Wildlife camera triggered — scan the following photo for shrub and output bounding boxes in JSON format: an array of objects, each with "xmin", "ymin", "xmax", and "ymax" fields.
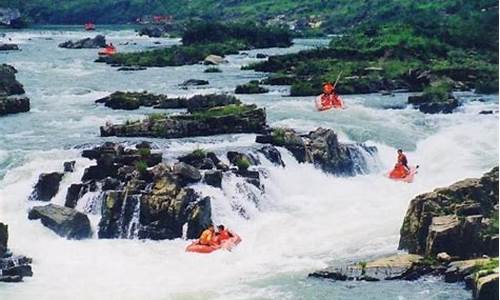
[
  {"xmin": 137, "ymin": 147, "xmax": 151, "ymax": 158},
  {"xmin": 271, "ymin": 128, "xmax": 286, "ymax": 145},
  {"xmin": 236, "ymin": 156, "xmax": 250, "ymax": 170},
  {"xmin": 135, "ymin": 160, "xmax": 148, "ymax": 174},
  {"xmin": 192, "ymin": 148, "xmax": 207, "ymax": 158}
]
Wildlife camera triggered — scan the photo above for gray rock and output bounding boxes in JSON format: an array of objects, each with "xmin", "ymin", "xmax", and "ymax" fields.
[
  {"xmin": 203, "ymin": 170, "xmax": 222, "ymax": 188},
  {"xmin": 29, "ymin": 172, "xmax": 64, "ymax": 201},
  {"xmin": 63, "ymin": 160, "xmax": 76, "ymax": 172},
  {"xmin": 173, "ymin": 162, "xmax": 202, "ymax": 184},
  {"xmin": 0, "ymin": 43, "xmax": 19, "ymax": 51},
  {"xmin": 58, "ymin": 35, "xmax": 106, "ymax": 49},
  {"xmin": 28, "ymin": 204, "xmax": 92, "ymax": 239}
]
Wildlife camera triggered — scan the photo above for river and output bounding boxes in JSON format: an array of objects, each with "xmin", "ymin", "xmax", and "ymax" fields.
[{"xmin": 0, "ymin": 26, "xmax": 498, "ymax": 300}]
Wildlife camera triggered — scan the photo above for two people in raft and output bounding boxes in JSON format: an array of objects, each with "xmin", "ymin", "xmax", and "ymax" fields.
[{"xmin": 197, "ymin": 224, "xmax": 234, "ymax": 247}]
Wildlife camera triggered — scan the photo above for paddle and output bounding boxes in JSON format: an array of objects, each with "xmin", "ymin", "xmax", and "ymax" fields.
[{"xmin": 332, "ymin": 71, "xmax": 343, "ymax": 89}]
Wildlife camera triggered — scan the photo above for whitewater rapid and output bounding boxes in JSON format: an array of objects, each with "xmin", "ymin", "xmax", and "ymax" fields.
[{"xmin": 0, "ymin": 27, "xmax": 497, "ymax": 300}]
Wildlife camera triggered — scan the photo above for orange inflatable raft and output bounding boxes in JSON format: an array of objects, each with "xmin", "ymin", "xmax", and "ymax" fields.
[
  {"xmin": 98, "ymin": 46, "xmax": 117, "ymax": 56},
  {"xmin": 315, "ymin": 93, "xmax": 344, "ymax": 111},
  {"xmin": 186, "ymin": 234, "xmax": 242, "ymax": 254},
  {"xmin": 389, "ymin": 165, "xmax": 418, "ymax": 183}
]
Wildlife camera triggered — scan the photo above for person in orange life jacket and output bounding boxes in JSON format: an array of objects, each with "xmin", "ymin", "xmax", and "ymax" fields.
[
  {"xmin": 397, "ymin": 149, "xmax": 410, "ymax": 174},
  {"xmin": 198, "ymin": 224, "xmax": 217, "ymax": 246},
  {"xmin": 321, "ymin": 82, "xmax": 343, "ymax": 108},
  {"xmin": 216, "ymin": 225, "xmax": 233, "ymax": 242}
]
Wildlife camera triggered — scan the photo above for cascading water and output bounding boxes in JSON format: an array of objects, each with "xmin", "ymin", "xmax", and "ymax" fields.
[{"xmin": 0, "ymin": 27, "xmax": 497, "ymax": 300}]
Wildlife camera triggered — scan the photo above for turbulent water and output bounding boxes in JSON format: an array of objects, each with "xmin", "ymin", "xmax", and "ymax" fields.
[{"xmin": 0, "ymin": 26, "xmax": 498, "ymax": 300}]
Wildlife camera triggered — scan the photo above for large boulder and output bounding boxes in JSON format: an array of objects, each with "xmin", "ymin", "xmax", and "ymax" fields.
[
  {"xmin": 256, "ymin": 127, "xmax": 377, "ymax": 176},
  {"xmin": 235, "ymin": 81, "xmax": 269, "ymax": 94},
  {"xmin": 399, "ymin": 167, "xmax": 499, "ymax": 258},
  {"xmin": 309, "ymin": 254, "xmax": 425, "ymax": 282},
  {"xmin": 186, "ymin": 196, "xmax": 212, "ymax": 239},
  {"xmin": 58, "ymin": 35, "xmax": 106, "ymax": 49},
  {"xmin": 204, "ymin": 54, "xmax": 227, "ymax": 65},
  {"xmin": 101, "ymin": 104, "xmax": 267, "ymax": 139},
  {"xmin": 0, "ymin": 64, "xmax": 30, "ymax": 116},
  {"xmin": 474, "ymin": 273, "xmax": 499, "ymax": 300},
  {"xmin": 95, "ymin": 91, "xmax": 168, "ymax": 110},
  {"xmin": 0, "ymin": 43, "xmax": 19, "ymax": 51},
  {"xmin": 0, "ymin": 96, "xmax": 29, "ymax": 115},
  {"xmin": 0, "ymin": 64, "xmax": 25, "ymax": 96},
  {"xmin": 29, "ymin": 172, "xmax": 64, "ymax": 201},
  {"xmin": 172, "ymin": 162, "xmax": 202, "ymax": 184},
  {"xmin": 28, "ymin": 204, "xmax": 92, "ymax": 239}
]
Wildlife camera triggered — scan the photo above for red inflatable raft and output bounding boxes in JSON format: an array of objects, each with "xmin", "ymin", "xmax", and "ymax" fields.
[
  {"xmin": 315, "ymin": 93, "xmax": 344, "ymax": 111},
  {"xmin": 186, "ymin": 234, "xmax": 242, "ymax": 254},
  {"xmin": 389, "ymin": 165, "xmax": 418, "ymax": 183}
]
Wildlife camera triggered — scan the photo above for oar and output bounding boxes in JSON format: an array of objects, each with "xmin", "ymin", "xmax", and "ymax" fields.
[{"xmin": 332, "ymin": 71, "xmax": 343, "ymax": 89}]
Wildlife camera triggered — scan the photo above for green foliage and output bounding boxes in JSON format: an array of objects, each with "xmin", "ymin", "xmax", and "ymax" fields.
[
  {"xmin": 271, "ymin": 128, "xmax": 286, "ymax": 145},
  {"xmin": 107, "ymin": 42, "xmax": 241, "ymax": 67},
  {"xmin": 290, "ymin": 81, "xmax": 321, "ymax": 96},
  {"xmin": 135, "ymin": 160, "xmax": 148, "ymax": 174},
  {"xmin": 236, "ymin": 156, "xmax": 251, "ymax": 171},
  {"xmin": 191, "ymin": 148, "xmax": 207, "ymax": 158},
  {"xmin": 484, "ymin": 213, "xmax": 499, "ymax": 236},
  {"xmin": 191, "ymin": 104, "xmax": 254, "ymax": 120},
  {"xmin": 148, "ymin": 112, "xmax": 167, "ymax": 121},
  {"xmin": 182, "ymin": 21, "xmax": 292, "ymax": 48},
  {"xmin": 421, "ymin": 80, "xmax": 453, "ymax": 102},
  {"xmin": 137, "ymin": 147, "xmax": 151, "ymax": 158}
]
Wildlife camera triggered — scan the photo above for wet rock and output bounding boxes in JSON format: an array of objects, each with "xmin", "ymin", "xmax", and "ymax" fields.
[
  {"xmin": 64, "ymin": 183, "xmax": 88, "ymax": 208},
  {"xmin": 257, "ymin": 127, "xmax": 377, "ymax": 176},
  {"xmin": 58, "ymin": 35, "xmax": 106, "ymax": 49},
  {"xmin": 180, "ymin": 79, "xmax": 209, "ymax": 86},
  {"xmin": 101, "ymin": 104, "xmax": 267, "ymax": 139},
  {"xmin": 186, "ymin": 196, "xmax": 212, "ymax": 239},
  {"xmin": 28, "ymin": 204, "xmax": 92, "ymax": 239},
  {"xmin": 0, "ymin": 96, "xmax": 29, "ymax": 116},
  {"xmin": 234, "ymin": 169, "xmax": 261, "ymax": 188},
  {"xmin": 408, "ymin": 80, "xmax": 460, "ymax": 114},
  {"xmin": 399, "ymin": 167, "xmax": 499, "ymax": 258},
  {"xmin": 29, "ymin": 172, "xmax": 64, "ymax": 201},
  {"xmin": 227, "ymin": 151, "xmax": 258, "ymax": 168},
  {"xmin": 0, "ymin": 64, "xmax": 25, "ymax": 96},
  {"xmin": 102, "ymin": 177, "xmax": 121, "ymax": 191},
  {"xmin": 95, "ymin": 91, "xmax": 169, "ymax": 110},
  {"xmin": 63, "ymin": 160, "xmax": 76, "ymax": 172},
  {"xmin": 0, "ymin": 43, "xmax": 19, "ymax": 51},
  {"xmin": 204, "ymin": 54, "xmax": 227, "ymax": 65},
  {"xmin": 117, "ymin": 66, "xmax": 147, "ymax": 71},
  {"xmin": 203, "ymin": 170, "xmax": 222, "ymax": 188},
  {"xmin": 0, "ymin": 64, "xmax": 30, "ymax": 116},
  {"xmin": 138, "ymin": 26, "xmax": 169, "ymax": 38},
  {"xmin": 309, "ymin": 254, "xmax": 425, "ymax": 281},
  {"xmin": 474, "ymin": 273, "xmax": 499, "ymax": 300},
  {"xmin": 235, "ymin": 81, "xmax": 269, "ymax": 94},
  {"xmin": 0, "ymin": 223, "xmax": 7, "ymax": 256},
  {"xmin": 172, "ymin": 162, "xmax": 202, "ymax": 184},
  {"xmin": 256, "ymin": 53, "xmax": 267, "ymax": 59},
  {"xmin": 258, "ymin": 145, "xmax": 285, "ymax": 167},
  {"xmin": 183, "ymin": 94, "xmax": 241, "ymax": 113}
]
